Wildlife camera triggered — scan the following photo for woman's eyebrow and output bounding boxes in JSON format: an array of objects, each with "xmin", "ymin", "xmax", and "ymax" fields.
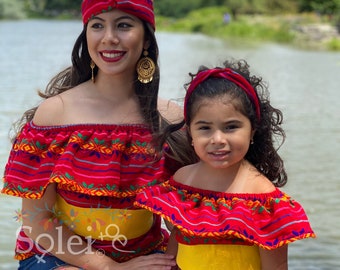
[{"xmin": 90, "ymin": 15, "xmax": 136, "ymax": 23}]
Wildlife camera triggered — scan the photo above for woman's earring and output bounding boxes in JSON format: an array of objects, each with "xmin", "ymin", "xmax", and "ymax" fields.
[
  {"xmin": 90, "ymin": 60, "xmax": 96, "ymax": 83},
  {"xmin": 250, "ymin": 139, "xmax": 254, "ymax": 145},
  {"xmin": 136, "ymin": 49, "xmax": 155, "ymax": 84}
]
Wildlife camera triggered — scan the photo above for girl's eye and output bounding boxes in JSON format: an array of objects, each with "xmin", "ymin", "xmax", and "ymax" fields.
[
  {"xmin": 225, "ymin": 124, "xmax": 239, "ymax": 131},
  {"xmin": 198, "ymin": 126, "xmax": 210, "ymax": 131}
]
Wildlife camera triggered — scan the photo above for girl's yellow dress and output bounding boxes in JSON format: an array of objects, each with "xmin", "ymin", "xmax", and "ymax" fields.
[{"xmin": 135, "ymin": 178, "xmax": 315, "ymax": 269}]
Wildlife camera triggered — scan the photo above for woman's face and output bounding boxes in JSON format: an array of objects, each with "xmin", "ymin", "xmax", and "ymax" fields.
[{"xmin": 86, "ymin": 9, "xmax": 147, "ymax": 79}]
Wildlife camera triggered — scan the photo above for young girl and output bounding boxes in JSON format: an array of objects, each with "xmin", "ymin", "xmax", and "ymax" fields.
[
  {"xmin": 1, "ymin": 1, "xmax": 193, "ymax": 269},
  {"xmin": 135, "ymin": 59, "xmax": 315, "ymax": 269}
]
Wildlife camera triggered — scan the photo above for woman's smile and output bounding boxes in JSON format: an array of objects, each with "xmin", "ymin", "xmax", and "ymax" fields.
[{"xmin": 100, "ymin": 50, "xmax": 125, "ymax": 62}]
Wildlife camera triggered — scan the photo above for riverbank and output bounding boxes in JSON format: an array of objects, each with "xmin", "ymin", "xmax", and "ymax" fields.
[
  {"xmin": 156, "ymin": 8, "xmax": 340, "ymax": 51},
  {"xmin": 2, "ymin": 5, "xmax": 339, "ymax": 51}
]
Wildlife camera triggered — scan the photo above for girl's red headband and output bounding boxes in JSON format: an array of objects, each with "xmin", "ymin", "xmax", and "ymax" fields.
[
  {"xmin": 184, "ymin": 68, "xmax": 261, "ymax": 121},
  {"xmin": 82, "ymin": 0, "xmax": 155, "ymax": 30}
]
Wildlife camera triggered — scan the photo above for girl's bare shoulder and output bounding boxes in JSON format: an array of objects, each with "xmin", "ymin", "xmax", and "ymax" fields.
[
  {"xmin": 248, "ymin": 172, "xmax": 277, "ymax": 193},
  {"xmin": 173, "ymin": 164, "xmax": 197, "ymax": 185}
]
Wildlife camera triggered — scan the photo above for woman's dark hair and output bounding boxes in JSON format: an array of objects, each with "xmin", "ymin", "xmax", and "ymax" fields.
[
  {"xmin": 10, "ymin": 21, "xmax": 194, "ymax": 172},
  {"xmin": 12, "ymin": 22, "xmax": 160, "ymax": 134},
  {"xmin": 158, "ymin": 59, "xmax": 287, "ymax": 187}
]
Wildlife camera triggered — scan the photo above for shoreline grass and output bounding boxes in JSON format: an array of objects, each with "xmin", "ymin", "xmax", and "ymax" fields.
[{"xmin": 156, "ymin": 7, "xmax": 340, "ymax": 51}]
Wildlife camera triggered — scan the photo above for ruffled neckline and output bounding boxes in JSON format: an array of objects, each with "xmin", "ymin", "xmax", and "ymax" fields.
[
  {"xmin": 29, "ymin": 121, "xmax": 151, "ymax": 131},
  {"xmin": 168, "ymin": 177, "xmax": 282, "ymax": 202},
  {"xmin": 135, "ymin": 179, "xmax": 315, "ymax": 249},
  {"xmin": 3, "ymin": 121, "xmax": 168, "ymax": 199}
]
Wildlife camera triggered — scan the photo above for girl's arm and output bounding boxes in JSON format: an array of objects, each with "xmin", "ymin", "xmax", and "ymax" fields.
[
  {"xmin": 165, "ymin": 227, "xmax": 180, "ymax": 270},
  {"xmin": 165, "ymin": 227, "xmax": 178, "ymax": 257},
  {"xmin": 259, "ymin": 245, "xmax": 288, "ymax": 270},
  {"xmin": 22, "ymin": 184, "xmax": 175, "ymax": 270}
]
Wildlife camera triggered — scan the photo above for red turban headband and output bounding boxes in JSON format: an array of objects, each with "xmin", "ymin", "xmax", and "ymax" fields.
[
  {"xmin": 82, "ymin": 0, "xmax": 155, "ymax": 30},
  {"xmin": 184, "ymin": 68, "xmax": 261, "ymax": 121}
]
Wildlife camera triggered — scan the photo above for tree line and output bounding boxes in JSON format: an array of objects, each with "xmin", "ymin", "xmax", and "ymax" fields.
[
  {"xmin": 1, "ymin": 0, "xmax": 339, "ymax": 20},
  {"xmin": 155, "ymin": 0, "xmax": 340, "ymax": 19}
]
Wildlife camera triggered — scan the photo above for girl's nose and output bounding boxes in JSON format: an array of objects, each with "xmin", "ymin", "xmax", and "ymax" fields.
[{"xmin": 211, "ymin": 130, "xmax": 226, "ymax": 144}]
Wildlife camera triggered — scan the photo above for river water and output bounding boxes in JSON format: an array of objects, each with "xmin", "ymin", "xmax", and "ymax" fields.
[{"xmin": 0, "ymin": 20, "xmax": 339, "ymax": 269}]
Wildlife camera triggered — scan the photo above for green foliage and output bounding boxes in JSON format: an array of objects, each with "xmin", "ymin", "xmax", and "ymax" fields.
[
  {"xmin": 1, "ymin": 0, "xmax": 339, "ymax": 20},
  {"xmin": 158, "ymin": 7, "xmax": 295, "ymax": 44},
  {"xmin": 155, "ymin": 0, "xmax": 299, "ymax": 18},
  {"xmin": 159, "ymin": 7, "xmax": 228, "ymax": 32},
  {"xmin": 45, "ymin": 0, "xmax": 80, "ymax": 12},
  {"xmin": 298, "ymin": 0, "xmax": 340, "ymax": 15},
  {"xmin": 327, "ymin": 38, "xmax": 340, "ymax": 50},
  {"xmin": 23, "ymin": 0, "xmax": 81, "ymax": 18},
  {"xmin": 154, "ymin": 0, "xmax": 204, "ymax": 18},
  {"xmin": 0, "ymin": 0, "xmax": 25, "ymax": 19},
  {"xmin": 263, "ymin": 0, "xmax": 298, "ymax": 13}
]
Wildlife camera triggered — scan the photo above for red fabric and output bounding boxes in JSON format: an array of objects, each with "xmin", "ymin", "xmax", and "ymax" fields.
[
  {"xmin": 135, "ymin": 178, "xmax": 316, "ymax": 250},
  {"xmin": 2, "ymin": 122, "xmax": 168, "ymax": 199},
  {"xmin": 2, "ymin": 122, "xmax": 171, "ymax": 261},
  {"xmin": 82, "ymin": 0, "xmax": 155, "ymax": 30},
  {"xmin": 184, "ymin": 68, "xmax": 261, "ymax": 121}
]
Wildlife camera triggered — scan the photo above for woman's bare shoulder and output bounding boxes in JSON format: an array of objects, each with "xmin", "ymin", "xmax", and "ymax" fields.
[
  {"xmin": 32, "ymin": 95, "xmax": 65, "ymax": 126},
  {"xmin": 33, "ymin": 84, "xmax": 87, "ymax": 126},
  {"xmin": 158, "ymin": 98, "xmax": 184, "ymax": 124}
]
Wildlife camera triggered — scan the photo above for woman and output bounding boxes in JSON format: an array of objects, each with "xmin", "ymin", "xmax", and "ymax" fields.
[{"xmin": 1, "ymin": 1, "xmax": 193, "ymax": 269}]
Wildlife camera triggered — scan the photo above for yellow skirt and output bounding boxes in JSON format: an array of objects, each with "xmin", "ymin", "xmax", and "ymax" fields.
[
  {"xmin": 177, "ymin": 243, "xmax": 261, "ymax": 270},
  {"xmin": 55, "ymin": 195, "xmax": 153, "ymax": 240}
]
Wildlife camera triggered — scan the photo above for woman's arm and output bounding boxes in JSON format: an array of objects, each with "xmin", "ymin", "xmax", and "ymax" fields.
[
  {"xmin": 22, "ymin": 183, "xmax": 118, "ymax": 269},
  {"xmin": 22, "ymin": 184, "xmax": 176, "ymax": 270},
  {"xmin": 158, "ymin": 98, "xmax": 183, "ymax": 124},
  {"xmin": 259, "ymin": 245, "xmax": 288, "ymax": 270}
]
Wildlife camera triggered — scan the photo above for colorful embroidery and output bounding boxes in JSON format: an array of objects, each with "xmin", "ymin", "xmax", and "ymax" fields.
[
  {"xmin": 135, "ymin": 178, "xmax": 316, "ymax": 250},
  {"xmin": 2, "ymin": 122, "xmax": 167, "ymax": 199},
  {"xmin": 1, "ymin": 122, "xmax": 170, "ymax": 262}
]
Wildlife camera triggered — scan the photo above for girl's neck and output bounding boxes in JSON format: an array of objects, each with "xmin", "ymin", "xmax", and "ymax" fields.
[{"xmin": 189, "ymin": 160, "xmax": 253, "ymax": 193}]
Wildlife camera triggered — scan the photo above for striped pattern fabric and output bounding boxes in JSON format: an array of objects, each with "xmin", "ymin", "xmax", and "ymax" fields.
[
  {"xmin": 135, "ymin": 178, "xmax": 316, "ymax": 250},
  {"xmin": 1, "ymin": 121, "xmax": 170, "ymax": 261},
  {"xmin": 2, "ymin": 121, "xmax": 167, "ymax": 199}
]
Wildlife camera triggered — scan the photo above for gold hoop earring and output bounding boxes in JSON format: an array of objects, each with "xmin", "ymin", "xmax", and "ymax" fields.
[
  {"xmin": 90, "ymin": 60, "xmax": 96, "ymax": 83},
  {"xmin": 136, "ymin": 50, "xmax": 155, "ymax": 84}
]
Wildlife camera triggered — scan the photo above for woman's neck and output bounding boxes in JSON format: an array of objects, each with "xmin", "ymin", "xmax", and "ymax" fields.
[{"xmin": 93, "ymin": 71, "xmax": 136, "ymax": 102}]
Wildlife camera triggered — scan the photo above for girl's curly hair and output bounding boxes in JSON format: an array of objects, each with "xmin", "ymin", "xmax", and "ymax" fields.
[{"xmin": 157, "ymin": 59, "xmax": 287, "ymax": 187}]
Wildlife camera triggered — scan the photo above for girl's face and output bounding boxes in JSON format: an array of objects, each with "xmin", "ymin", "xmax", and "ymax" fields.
[
  {"xmin": 86, "ymin": 9, "xmax": 147, "ymax": 79},
  {"xmin": 189, "ymin": 96, "xmax": 254, "ymax": 169}
]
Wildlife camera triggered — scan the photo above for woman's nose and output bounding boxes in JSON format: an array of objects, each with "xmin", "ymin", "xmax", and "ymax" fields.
[{"xmin": 102, "ymin": 29, "xmax": 119, "ymax": 44}]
